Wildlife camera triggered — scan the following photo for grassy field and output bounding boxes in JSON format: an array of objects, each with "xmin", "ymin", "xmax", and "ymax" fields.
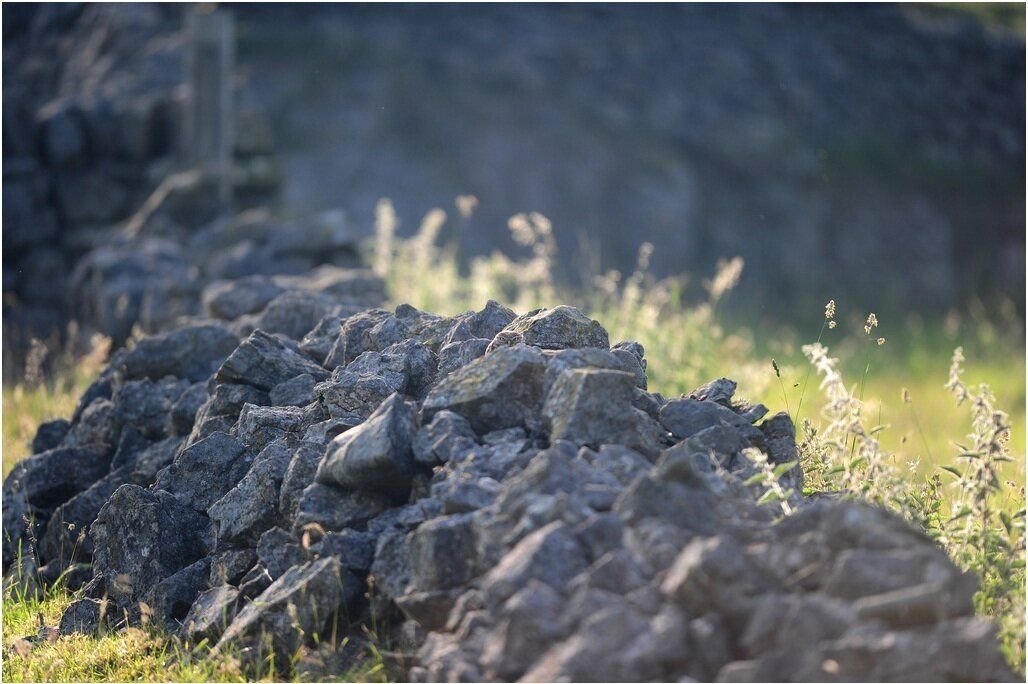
[{"xmin": 2, "ymin": 202, "xmax": 1024, "ymax": 679}]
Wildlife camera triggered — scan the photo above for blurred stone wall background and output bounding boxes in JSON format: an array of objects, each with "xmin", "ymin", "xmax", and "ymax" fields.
[
  {"xmin": 3, "ymin": 3, "xmax": 1024, "ymax": 364},
  {"xmin": 233, "ymin": 3, "xmax": 1025, "ymax": 315}
]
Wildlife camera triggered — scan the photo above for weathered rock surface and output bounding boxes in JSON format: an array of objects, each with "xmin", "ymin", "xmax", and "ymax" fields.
[{"xmin": 0, "ymin": 301, "xmax": 1013, "ymax": 682}]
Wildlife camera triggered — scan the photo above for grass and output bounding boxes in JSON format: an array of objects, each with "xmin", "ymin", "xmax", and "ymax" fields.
[{"xmin": 2, "ymin": 199, "xmax": 1025, "ymax": 679}]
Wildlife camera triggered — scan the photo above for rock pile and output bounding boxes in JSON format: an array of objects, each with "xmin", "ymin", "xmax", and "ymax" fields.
[{"xmin": 2, "ymin": 302, "xmax": 1015, "ymax": 682}]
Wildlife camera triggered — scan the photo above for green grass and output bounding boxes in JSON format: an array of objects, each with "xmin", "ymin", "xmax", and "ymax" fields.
[{"xmin": 2, "ymin": 201, "xmax": 1024, "ymax": 678}]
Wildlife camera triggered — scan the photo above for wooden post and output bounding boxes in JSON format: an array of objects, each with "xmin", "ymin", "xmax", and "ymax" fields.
[{"xmin": 184, "ymin": 5, "xmax": 234, "ymax": 212}]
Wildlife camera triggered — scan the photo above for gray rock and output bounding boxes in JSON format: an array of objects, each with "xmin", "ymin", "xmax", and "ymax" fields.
[
  {"xmin": 112, "ymin": 323, "xmax": 239, "ymax": 383},
  {"xmin": 206, "ymin": 383, "xmax": 270, "ymax": 418},
  {"xmin": 487, "ymin": 305, "xmax": 609, "ymax": 352},
  {"xmin": 543, "ymin": 368, "xmax": 666, "ymax": 457},
  {"xmin": 152, "ymin": 432, "xmax": 251, "ymax": 512},
  {"xmin": 182, "ymin": 585, "xmax": 241, "ymax": 643},
  {"xmin": 90, "ymin": 485, "xmax": 214, "ymax": 608},
  {"xmin": 480, "ymin": 580, "xmax": 566, "ymax": 680},
  {"xmin": 324, "ymin": 308, "xmax": 407, "ymax": 369},
  {"xmin": 480, "ymin": 521, "xmax": 589, "ymax": 610},
  {"xmin": 299, "ymin": 312, "xmax": 346, "ymax": 364},
  {"xmin": 216, "ymin": 330, "xmax": 329, "ymax": 391},
  {"xmin": 214, "ymin": 557, "xmax": 352, "ymax": 662},
  {"xmin": 209, "ymin": 548, "xmax": 257, "ymax": 586},
  {"xmin": 168, "ymin": 383, "xmax": 208, "ymax": 437},
  {"xmin": 443, "ymin": 300, "xmax": 517, "ymax": 344},
  {"xmin": 659, "ymin": 398, "xmax": 754, "ymax": 440},
  {"xmin": 521, "ymin": 602, "xmax": 653, "ymax": 682},
  {"xmin": 433, "ymin": 477, "xmax": 501, "ymax": 514},
  {"xmin": 543, "ymin": 346, "xmax": 647, "ymax": 394},
  {"xmin": 257, "ymin": 527, "xmax": 310, "ymax": 580},
  {"xmin": 245, "ymin": 290, "xmax": 337, "ymax": 341},
  {"xmin": 269, "ymin": 374, "xmax": 317, "ymax": 407},
  {"xmin": 58, "ymin": 598, "xmax": 110, "ymax": 636},
  {"xmin": 232, "ymin": 403, "xmax": 304, "ymax": 450},
  {"xmin": 209, "ymin": 438, "xmax": 297, "ymax": 545},
  {"xmin": 128, "ymin": 436, "xmax": 183, "ymax": 482},
  {"xmin": 38, "ymin": 466, "xmax": 133, "ymax": 565},
  {"xmin": 436, "ymin": 338, "xmax": 490, "ymax": 376},
  {"xmin": 369, "ymin": 529, "xmax": 411, "ymax": 602},
  {"xmin": 311, "ymin": 530, "xmax": 376, "ymax": 572},
  {"xmin": 143, "ymin": 557, "xmax": 211, "ymax": 625},
  {"xmin": 422, "ymin": 344, "xmax": 547, "ymax": 433},
  {"xmin": 31, "ymin": 419, "xmax": 69, "ymax": 454},
  {"xmin": 661, "ymin": 536, "xmax": 774, "ymax": 626},
  {"xmin": 62, "ymin": 398, "xmax": 121, "ymax": 450},
  {"xmin": 686, "ymin": 377, "xmax": 738, "ymax": 405},
  {"xmin": 301, "ymin": 416, "xmax": 361, "ymax": 445},
  {"xmin": 412, "ymin": 410, "xmax": 477, "ymax": 467},
  {"xmin": 2, "ymin": 444, "xmax": 113, "ymax": 516},
  {"xmin": 112, "ymin": 378, "xmax": 190, "ymax": 440},
  {"xmin": 316, "ymin": 340, "xmax": 436, "ymax": 418},
  {"xmin": 238, "ymin": 565, "xmax": 274, "ymax": 600},
  {"xmin": 293, "ymin": 483, "xmax": 396, "ymax": 535},
  {"xmin": 202, "ymin": 276, "xmax": 286, "ymax": 321},
  {"xmin": 278, "ymin": 441, "xmax": 328, "ymax": 525},
  {"xmin": 316, "ymin": 394, "xmax": 418, "ymax": 496},
  {"xmin": 408, "ymin": 513, "xmax": 479, "ymax": 592}
]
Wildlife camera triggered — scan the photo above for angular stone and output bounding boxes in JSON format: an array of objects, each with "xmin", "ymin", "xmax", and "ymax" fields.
[
  {"xmin": 480, "ymin": 580, "xmax": 565, "ymax": 680},
  {"xmin": 31, "ymin": 419, "xmax": 69, "ymax": 454},
  {"xmin": 311, "ymin": 530, "xmax": 376, "ymax": 572},
  {"xmin": 481, "ymin": 521, "xmax": 589, "ymax": 609},
  {"xmin": 686, "ymin": 377, "xmax": 737, "ymax": 405},
  {"xmin": 112, "ymin": 378, "xmax": 190, "ymax": 440},
  {"xmin": 542, "ymin": 368, "xmax": 666, "ymax": 457},
  {"xmin": 209, "ymin": 439, "xmax": 297, "ymax": 545},
  {"xmin": 324, "ymin": 308, "xmax": 407, "ymax": 369},
  {"xmin": 202, "ymin": 275, "xmax": 286, "ymax": 321},
  {"xmin": 143, "ymin": 557, "xmax": 211, "ymax": 625},
  {"xmin": 436, "ymin": 338, "xmax": 490, "ymax": 376},
  {"xmin": 90, "ymin": 485, "xmax": 214, "ymax": 608},
  {"xmin": 369, "ymin": 529, "xmax": 411, "ymax": 602},
  {"xmin": 182, "ymin": 585, "xmax": 241, "ymax": 643},
  {"xmin": 522, "ymin": 603, "xmax": 653, "ymax": 682},
  {"xmin": 661, "ymin": 536, "xmax": 774, "ymax": 625},
  {"xmin": 422, "ymin": 344, "xmax": 547, "ymax": 433},
  {"xmin": 412, "ymin": 410, "xmax": 477, "ymax": 467},
  {"xmin": 152, "ymin": 432, "xmax": 251, "ymax": 512},
  {"xmin": 209, "ymin": 548, "xmax": 257, "ymax": 586},
  {"xmin": 168, "ymin": 383, "xmax": 208, "ymax": 437},
  {"xmin": 408, "ymin": 513, "xmax": 478, "ymax": 592},
  {"xmin": 487, "ymin": 305, "xmax": 609, "ymax": 352},
  {"xmin": 299, "ymin": 313, "xmax": 346, "ymax": 365},
  {"xmin": 112, "ymin": 323, "xmax": 239, "ymax": 383},
  {"xmin": 279, "ymin": 442, "xmax": 328, "ymax": 525},
  {"xmin": 214, "ymin": 557, "xmax": 351, "ymax": 662},
  {"xmin": 233, "ymin": 404, "xmax": 304, "ymax": 450},
  {"xmin": 269, "ymin": 374, "xmax": 317, "ymax": 407},
  {"xmin": 246, "ymin": 290, "xmax": 338, "ymax": 341},
  {"xmin": 317, "ymin": 394, "xmax": 418, "ymax": 496},
  {"xmin": 658, "ymin": 398, "xmax": 754, "ymax": 440},
  {"xmin": 216, "ymin": 330, "xmax": 329, "ymax": 391},
  {"xmin": 61, "ymin": 399, "xmax": 121, "ymax": 451},
  {"xmin": 293, "ymin": 483, "xmax": 396, "ymax": 535},
  {"xmin": 38, "ymin": 466, "xmax": 132, "ymax": 565},
  {"xmin": 257, "ymin": 527, "xmax": 311, "ymax": 580},
  {"xmin": 3, "ymin": 445, "xmax": 113, "ymax": 516}
]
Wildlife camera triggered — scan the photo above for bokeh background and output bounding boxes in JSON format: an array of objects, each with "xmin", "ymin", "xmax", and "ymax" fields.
[{"xmin": 4, "ymin": 4, "xmax": 1025, "ymax": 357}]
